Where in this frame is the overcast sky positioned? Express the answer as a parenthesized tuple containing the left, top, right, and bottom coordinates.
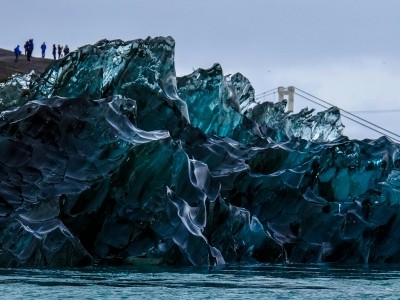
(1, 0, 400, 139)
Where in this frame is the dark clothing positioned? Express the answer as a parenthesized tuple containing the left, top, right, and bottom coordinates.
(57, 45, 63, 59)
(41, 43, 46, 58)
(63, 46, 70, 56)
(24, 41, 29, 56)
(52, 45, 56, 60)
(26, 40, 34, 62)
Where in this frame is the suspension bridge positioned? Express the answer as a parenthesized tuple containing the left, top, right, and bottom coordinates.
(254, 86, 400, 143)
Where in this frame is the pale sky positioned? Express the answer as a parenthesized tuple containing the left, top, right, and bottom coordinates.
(1, 0, 400, 140)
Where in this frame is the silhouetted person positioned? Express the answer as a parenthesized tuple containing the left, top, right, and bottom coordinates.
(57, 44, 63, 59)
(52, 44, 56, 60)
(41, 42, 46, 58)
(14, 45, 22, 63)
(24, 41, 29, 56)
(63, 45, 70, 56)
(26, 39, 34, 62)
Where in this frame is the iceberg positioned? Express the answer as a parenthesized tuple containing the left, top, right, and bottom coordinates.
(0, 36, 399, 267)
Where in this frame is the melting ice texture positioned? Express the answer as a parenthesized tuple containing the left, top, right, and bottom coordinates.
(0, 37, 400, 267)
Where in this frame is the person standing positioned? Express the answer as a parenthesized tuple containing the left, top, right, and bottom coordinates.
(26, 39, 34, 62)
(14, 45, 22, 62)
(52, 44, 56, 60)
(57, 44, 63, 59)
(24, 41, 29, 56)
(63, 45, 70, 56)
(41, 42, 46, 58)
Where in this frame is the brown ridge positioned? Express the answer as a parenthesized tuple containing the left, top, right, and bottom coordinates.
(0, 48, 53, 82)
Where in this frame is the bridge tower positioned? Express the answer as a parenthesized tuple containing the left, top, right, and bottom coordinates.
(278, 86, 295, 112)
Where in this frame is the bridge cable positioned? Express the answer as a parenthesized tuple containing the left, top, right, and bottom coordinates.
(255, 91, 277, 102)
(293, 92, 400, 143)
(255, 88, 278, 98)
(295, 87, 400, 142)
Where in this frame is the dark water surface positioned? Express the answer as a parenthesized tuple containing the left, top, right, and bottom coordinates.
(1, 264, 399, 299)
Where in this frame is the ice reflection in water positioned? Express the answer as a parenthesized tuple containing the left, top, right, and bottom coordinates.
(1, 264, 400, 299)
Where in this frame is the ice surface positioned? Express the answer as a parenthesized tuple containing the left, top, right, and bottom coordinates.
(0, 37, 399, 267)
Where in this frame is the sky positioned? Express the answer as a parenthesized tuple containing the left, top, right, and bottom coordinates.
(1, 0, 400, 140)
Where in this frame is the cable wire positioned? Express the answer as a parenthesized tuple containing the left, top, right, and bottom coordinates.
(255, 88, 278, 98)
(255, 91, 276, 98)
(294, 92, 400, 142)
(349, 109, 400, 114)
(295, 87, 400, 141)
(294, 92, 330, 110)
(255, 91, 277, 102)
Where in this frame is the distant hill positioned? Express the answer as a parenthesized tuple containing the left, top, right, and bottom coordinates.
(0, 48, 53, 82)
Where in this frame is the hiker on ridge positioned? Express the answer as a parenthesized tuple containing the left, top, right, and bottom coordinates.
(41, 42, 46, 58)
(63, 45, 70, 56)
(52, 44, 56, 60)
(24, 41, 29, 56)
(26, 39, 34, 62)
(57, 44, 63, 59)
(14, 45, 22, 63)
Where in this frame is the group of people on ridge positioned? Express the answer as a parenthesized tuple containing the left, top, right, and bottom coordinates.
(53, 44, 70, 59)
(13, 39, 33, 62)
(14, 39, 70, 62)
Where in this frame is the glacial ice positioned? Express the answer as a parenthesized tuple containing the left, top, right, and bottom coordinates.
(0, 36, 400, 267)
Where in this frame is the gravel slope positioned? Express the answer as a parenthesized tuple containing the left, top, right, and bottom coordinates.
(0, 48, 53, 82)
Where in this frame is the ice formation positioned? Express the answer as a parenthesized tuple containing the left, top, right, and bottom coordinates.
(0, 37, 400, 267)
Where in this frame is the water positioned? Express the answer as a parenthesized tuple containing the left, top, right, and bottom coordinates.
(1, 264, 399, 299)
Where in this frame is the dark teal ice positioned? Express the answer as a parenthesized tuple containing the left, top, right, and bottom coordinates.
(0, 37, 400, 267)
